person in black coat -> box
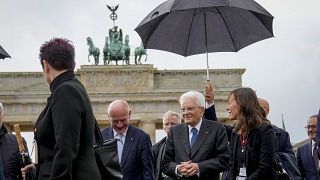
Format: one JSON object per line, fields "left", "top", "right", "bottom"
{"left": 152, "top": 110, "right": 180, "bottom": 180}
{"left": 21, "top": 38, "right": 101, "bottom": 180}
{"left": 258, "top": 97, "right": 294, "bottom": 154}
{"left": 0, "top": 155, "right": 4, "bottom": 180}
{"left": 226, "top": 88, "right": 276, "bottom": 180}
{"left": 0, "top": 103, "right": 28, "bottom": 180}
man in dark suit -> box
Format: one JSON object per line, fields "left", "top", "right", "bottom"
{"left": 258, "top": 98, "right": 294, "bottom": 154}
{"left": 101, "top": 100, "right": 154, "bottom": 180}
{"left": 296, "top": 115, "right": 319, "bottom": 180}
{"left": 152, "top": 110, "right": 181, "bottom": 180}
{"left": 163, "top": 91, "right": 229, "bottom": 180}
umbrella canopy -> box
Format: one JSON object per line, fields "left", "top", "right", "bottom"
{"left": 0, "top": 45, "right": 11, "bottom": 59}
{"left": 135, "top": 0, "right": 273, "bottom": 57}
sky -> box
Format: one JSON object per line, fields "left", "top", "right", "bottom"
{"left": 0, "top": 0, "right": 320, "bottom": 146}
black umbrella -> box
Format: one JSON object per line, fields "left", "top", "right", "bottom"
{"left": 0, "top": 45, "right": 11, "bottom": 59}
{"left": 135, "top": 0, "right": 273, "bottom": 80}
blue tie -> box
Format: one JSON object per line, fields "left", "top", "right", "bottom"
{"left": 190, "top": 128, "right": 198, "bottom": 147}
{"left": 115, "top": 134, "right": 124, "bottom": 163}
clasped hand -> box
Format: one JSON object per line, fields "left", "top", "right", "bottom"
{"left": 177, "top": 160, "right": 199, "bottom": 177}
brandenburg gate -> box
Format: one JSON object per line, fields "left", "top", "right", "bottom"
{"left": 0, "top": 65, "right": 244, "bottom": 143}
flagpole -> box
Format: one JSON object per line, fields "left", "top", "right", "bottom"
{"left": 281, "top": 113, "right": 286, "bottom": 130}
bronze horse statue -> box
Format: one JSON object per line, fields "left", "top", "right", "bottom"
{"left": 121, "top": 35, "right": 130, "bottom": 65}
{"left": 134, "top": 42, "right": 147, "bottom": 65}
{"left": 87, "top": 37, "right": 100, "bottom": 65}
{"left": 103, "top": 36, "right": 110, "bottom": 65}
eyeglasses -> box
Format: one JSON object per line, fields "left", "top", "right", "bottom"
{"left": 305, "top": 125, "right": 317, "bottom": 130}
{"left": 180, "top": 107, "right": 198, "bottom": 113}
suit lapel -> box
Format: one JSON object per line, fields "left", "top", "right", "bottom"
{"left": 182, "top": 124, "right": 191, "bottom": 156}
{"left": 191, "top": 119, "right": 209, "bottom": 158}
{"left": 102, "top": 127, "right": 114, "bottom": 140}
{"left": 121, "top": 126, "right": 135, "bottom": 166}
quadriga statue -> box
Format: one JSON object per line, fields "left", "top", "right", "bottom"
{"left": 103, "top": 26, "right": 130, "bottom": 65}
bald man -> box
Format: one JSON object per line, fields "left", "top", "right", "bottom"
{"left": 101, "top": 100, "right": 154, "bottom": 180}
{"left": 259, "top": 98, "right": 293, "bottom": 154}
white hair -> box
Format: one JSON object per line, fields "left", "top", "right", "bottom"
{"left": 163, "top": 110, "right": 181, "bottom": 123}
{"left": 179, "top": 91, "right": 205, "bottom": 108}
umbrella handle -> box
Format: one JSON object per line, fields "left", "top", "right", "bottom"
{"left": 205, "top": 80, "right": 213, "bottom": 92}
{"left": 206, "top": 52, "right": 209, "bottom": 81}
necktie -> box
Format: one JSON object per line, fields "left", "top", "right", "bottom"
{"left": 313, "top": 143, "right": 319, "bottom": 170}
{"left": 115, "top": 134, "right": 124, "bottom": 163}
{"left": 190, "top": 128, "right": 198, "bottom": 147}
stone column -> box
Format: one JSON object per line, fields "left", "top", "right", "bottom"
{"left": 139, "top": 120, "right": 156, "bottom": 144}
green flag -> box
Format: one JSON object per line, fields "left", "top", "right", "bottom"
{"left": 281, "top": 113, "right": 286, "bottom": 130}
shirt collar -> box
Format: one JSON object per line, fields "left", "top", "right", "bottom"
{"left": 312, "top": 139, "right": 317, "bottom": 146}
{"left": 188, "top": 118, "right": 202, "bottom": 134}
{"left": 113, "top": 128, "right": 128, "bottom": 137}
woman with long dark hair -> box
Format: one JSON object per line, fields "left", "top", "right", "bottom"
{"left": 226, "top": 87, "right": 276, "bottom": 180}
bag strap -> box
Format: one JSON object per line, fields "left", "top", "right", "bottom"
{"left": 94, "top": 117, "right": 104, "bottom": 147}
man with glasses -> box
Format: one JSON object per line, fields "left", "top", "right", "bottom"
{"left": 162, "top": 91, "right": 229, "bottom": 180}
{"left": 101, "top": 100, "right": 154, "bottom": 180}
{"left": 296, "top": 115, "right": 319, "bottom": 180}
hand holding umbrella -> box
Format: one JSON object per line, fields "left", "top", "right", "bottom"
{"left": 204, "top": 80, "right": 214, "bottom": 105}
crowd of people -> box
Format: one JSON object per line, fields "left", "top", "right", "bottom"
{"left": 0, "top": 37, "right": 319, "bottom": 180}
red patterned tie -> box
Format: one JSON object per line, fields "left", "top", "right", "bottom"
{"left": 313, "top": 143, "right": 319, "bottom": 170}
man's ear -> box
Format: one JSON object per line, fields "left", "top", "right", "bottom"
{"left": 200, "top": 107, "right": 205, "bottom": 115}
{"left": 42, "top": 60, "right": 49, "bottom": 73}
{"left": 43, "top": 60, "right": 52, "bottom": 74}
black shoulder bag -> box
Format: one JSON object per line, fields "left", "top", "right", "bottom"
{"left": 273, "top": 152, "right": 302, "bottom": 180}
{"left": 94, "top": 122, "right": 123, "bottom": 179}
